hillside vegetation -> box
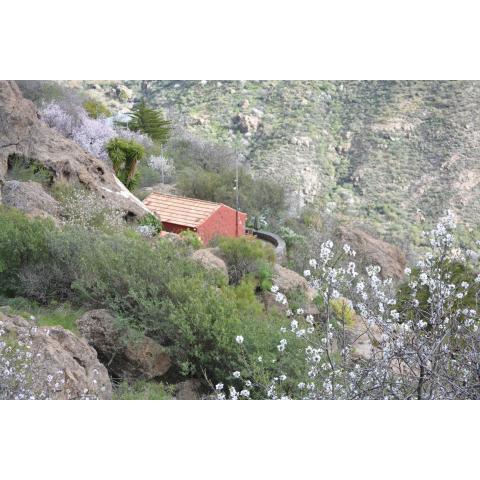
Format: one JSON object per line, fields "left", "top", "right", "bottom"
{"left": 67, "top": 80, "right": 480, "bottom": 247}
{"left": 2, "top": 81, "right": 480, "bottom": 400}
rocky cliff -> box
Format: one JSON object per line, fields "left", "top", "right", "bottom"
{"left": 0, "top": 81, "right": 149, "bottom": 217}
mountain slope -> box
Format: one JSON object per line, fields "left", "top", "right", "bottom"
{"left": 68, "top": 80, "right": 480, "bottom": 244}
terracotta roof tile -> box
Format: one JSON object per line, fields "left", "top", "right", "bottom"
{"left": 143, "top": 192, "right": 222, "bottom": 228}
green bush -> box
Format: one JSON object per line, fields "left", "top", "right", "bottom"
{"left": 136, "top": 161, "right": 162, "bottom": 188}
{"left": 83, "top": 99, "right": 111, "bottom": 119}
{"left": 179, "top": 230, "right": 203, "bottom": 249}
{"left": 52, "top": 184, "right": 124, "bottom": 231}
{"left": 113, "top": 380, "right": 175, "bottom": 400}
{"left": 216, "top": 236, "right": 275, "bottom": 287}
{"left": 7, "top": 155, "right": 53, "bottom": 185}
{"left": 0, "top": 208, "right": 301, "bottom": 383}
{"left": 0, "top": 207, "right": 52, "bottom": 296}
{"left": 139, "top": 213, "right": 163, "bottom": 234}
{"left": 163, "top": 275, "right": 295, "bottom": 381}
{"left": 329, "top": 298, "right": 356, "bottom": 327}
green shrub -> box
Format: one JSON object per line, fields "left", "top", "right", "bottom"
{"left": 285, "top": 287, "right": 309, "bottom": 312}
{"left": 7, "top": 155, "right": 53, "bottom": 185}
{"left": 16, "top": 81, "right": 73, "bottom": 106}
{"left": 216, "top": 236, "right": 275, "bottom": 287}
{"left": 0, "top": 209, "right": 301, "bottom": 383}
{"left": 0, "top": 296, "right": 82, "bottom": 333}
{"left": 113, "top": 380, "right": 175, "bottom": 400}
{"left": 139, "top": 213, "right": 163, "bottom": 234}
{"left": 136, "top": 161, "right": 162, "bottom": 188}
{"left": 53, "top": 185, "right": 124, "bottom": 231}
{"left": 0, "top": 207, "right": 52, "bottom": 296}
{"left": 179, "top": 230, "right": 203, "bottom": 249}
{"left": 83, "top": 99, "right": 111, "bottom": 119}
{"left": 163, "top": 275, "right": 297, "bottom": 381}
{"left": 329, "top": 298, "right": 356, "bottom": 327}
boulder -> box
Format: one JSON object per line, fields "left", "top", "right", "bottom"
{"left": 233, "top": 113, "right": 261, "bottom": 134}
{"left": 76, "top": 309, "right": 171, "bottom": 380}
{"left": 336, "top": 225, "right": 407, "bottom": 280}
{"left": 0, "top": 312, "right": 112, "bottom": 399}
{"left": 267, "top": 264, "right": 319, "bottom": 317}
{"left": 175, "top": 379, "right": 203, "bottom": 400}
{"left": 273, "top": 264, "right": 317, "bottom": 301}
{"left": 191, "top": 247, "right": 229, "bottom": 280}
{"left": 1, "top": 180, "right": 60, "bottom": 218}
{"left": 0, "top": 81, "right": 149, "bottom": 217}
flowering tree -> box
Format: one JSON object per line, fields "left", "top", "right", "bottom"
{"left": 216, "top": 212, "right": 480, "bottom": 400}
{"left": 40, "top": 102, "right": 152, "bottom": 161}
{"left": 148, "top": 154, "right": 175, "bottom": 183}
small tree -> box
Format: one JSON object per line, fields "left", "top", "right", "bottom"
{"left": 106, "top": 138, "right": 145, "bottom": 191}
{"left": 127, "top": 100, "right": 171, "bottom": 144}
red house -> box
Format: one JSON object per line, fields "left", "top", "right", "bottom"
{"left": 143, "top": 192, "right": 247, "bottom": 245}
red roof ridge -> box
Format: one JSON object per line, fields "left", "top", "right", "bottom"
{"left": 145, "top": 191, "right": 223, "bottom": 208}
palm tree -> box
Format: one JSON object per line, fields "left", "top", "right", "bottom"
{"left": 106, "top": 138, "right": 145, "bottom": 191}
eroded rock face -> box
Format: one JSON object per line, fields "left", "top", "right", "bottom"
{"left": 336, "top": 225, "right": 406, "bottom": 280}
{"left": 1, "top": 180, "right": 60, "bottom": 219}
{"left": 0, "top": 81, "right": 149, "bottom": 217}
{"left": 0, "top": 312, "right": 112, "bottom": 399}
{"left": 76, "top": 309, "right": 171, "bottom": 380}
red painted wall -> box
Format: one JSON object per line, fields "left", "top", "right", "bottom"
{"left": 161, "top": 205, "right": 247, "bottom": 246}
{"left": 198, "top": 205, "right": 247, "bottom": 245}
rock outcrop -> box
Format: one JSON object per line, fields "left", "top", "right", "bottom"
{"left": 175, "top": 379, "right": 204, "bottom": 400}
{"left": 266, "top": 264, "right": 319, "bottom": 317}
{"left": 272, "top": 264, "right": 317, "bottom": 301}
{"left": 191, "top": 247, "right": 229, "bottom": 280}
{"left": 0, "top": 81, "right": 149, "bottom": 217}
{"left": 336, "top": 225, "right": 406, "bottom": 280}
{"left": 1, "top": 180, "right": 60, "bottom": 219}
{"left": 0, "top": 312, "right": 112, "bottom": 399}
{"left": 233, "top": 113, "right": 261, "bottom": 134}
{"left": 76, "top": 309, "right": 171, "bottom": 380}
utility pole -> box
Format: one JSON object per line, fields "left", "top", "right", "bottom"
{"left": 235, "top": 150, "right": 239, "bottom": 236}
